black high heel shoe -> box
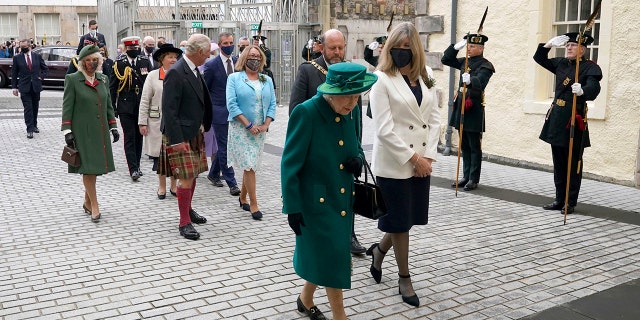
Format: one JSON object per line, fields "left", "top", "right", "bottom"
{"left": 398, "top": 274, "right": 419, "bottom": 307}
{"left": 296, "top": 295, "right": 326, "bottom": 320}
{"left": 366, "top": 243, "right": 387, "bottom": 284}
{"left": 82, "top": 204, "right": 92, "bottom": 215}
{"left": 238, "top": 198, "right": 250, "bottom": 211}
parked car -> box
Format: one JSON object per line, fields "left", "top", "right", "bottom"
{"left": 0, "top": 45, "right": 76, "bottom": 88}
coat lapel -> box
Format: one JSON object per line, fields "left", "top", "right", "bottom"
{"left": 388, "top": 73, "right": 422, "bottom": 119}
{"left": 181, "top": 59, "right": 204, "bottom": 105}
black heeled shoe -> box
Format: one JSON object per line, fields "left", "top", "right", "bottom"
{"left": 91, "top": 213, "right": 101, "bottom": 223}
{"left": 238, "top": 198, "right": 250, "bottom": 211}
{"left": 398, "top": 274, "right": 419, "bottom": 307}
{"left": 170, "top": 189, "right": 177, "bottom": 197}
{"left": 82, "top": 204, "right": 92, "bottom": 215}
{"left": 296, "top": 295, "right": 327, "bottom": 320}
{"left": 366, "top": 243, "right": 387, "bottom": 284}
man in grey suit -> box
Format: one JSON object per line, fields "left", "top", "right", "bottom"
{"left": 288, "top": 29, "right": 367, "bottom": 255}
{"left": 12, "top": 39, "right": 48, "bottom": 139}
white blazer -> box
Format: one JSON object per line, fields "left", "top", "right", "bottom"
{"left": 370, "top": 67, "right": 441, "bottom": 179}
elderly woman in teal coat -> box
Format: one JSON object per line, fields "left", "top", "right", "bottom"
{"left": 282, "top": 63, "right": 377, "bottom": 320}
{"left": 61, "top": 45, "right": 119, "bottom": 223}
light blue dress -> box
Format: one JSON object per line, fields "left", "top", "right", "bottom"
{"left": 228, "top": 80, "right": 266, "bottom": 171}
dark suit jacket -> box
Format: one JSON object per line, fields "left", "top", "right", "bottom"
{"left": 76, "top": 32, "right": 106, "bottom": 54}
{"left": 202, "top": 54, "right": 237, "bottom": 125}
{"left": 11, "top": 52, "right": 48, "bottom": 93}
{"left": 161, "top": 57, "right": 212, "bottom": 145}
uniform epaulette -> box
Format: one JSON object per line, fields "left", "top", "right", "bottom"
{"left": 138, "top": 55, "right": 149, "bottom": 60}
{"left": 116, "top": 55, "right": 128, "bottom": 61}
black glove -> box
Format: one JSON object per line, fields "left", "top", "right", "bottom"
{"left": 287, "top": 213, "right": 305, "bottom": 236}
{"left": 113, "top": 107, "right": 118, "bottom": 118}
{"left": 111, "top": 129, "right": 120, "bottom": 143}
{"left": 345, "top": 157, "right": 363, "bottom": 178}
{"left": 64, "top": 132, "right": 76, "bottom": 147}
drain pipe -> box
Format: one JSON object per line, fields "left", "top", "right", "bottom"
{"left": 443, "top": 0, "right": 457, "bottom": 156}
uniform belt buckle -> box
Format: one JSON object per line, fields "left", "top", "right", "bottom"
{"left": 556, "top": 99, "right": 566, "bottom": 107}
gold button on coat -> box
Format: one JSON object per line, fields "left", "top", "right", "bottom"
{"left": 319, "top": 198, "right": 325, "bottom": 203}
{"left": 340, "top": 211, "right": 346, "bottom": 216}
{"left": 340, "top": 188, "right": 345, "bottom": 193}
{"left": 352, "top": 191, "right": 355, "bottom": 196}
{"left": 339, "top": 164, "right": 344, "bottom": 170}
{"left": 335, "top": 117, "right": 341, "bottom": 122}
{"left": 338, "top": 140, "right": 344, "bottom": 146}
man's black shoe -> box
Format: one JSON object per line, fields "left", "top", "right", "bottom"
{"left": 27, "top": 132, "right": 34, "bottom": 139}
{"left": 208, "top": 175, "right": 224, "bottom": 187}
{"left": 561, "top": 206, "right": 575, "bottom": 215}
{"left": 229, "top": 185, "right": 241, "bottom": 196}
{"left": 463, "top": 181, "right": 478, "bottom": 191}
{"left": 179, "top": 223, "right": 200, "bottom": 240}
{"left": 451, "top": 178, "right": 469, "bottom": 188}
{"left": 189, "top": 209, "right": 207, "bottom": 224}
{"left": 350, "top": 234, "right": 366, "bottom": 255}
{"left": 131, "top": 171, "right": 140, "bottom": 181}
{"left": 543, "top": 201, "right": 563, "bottom": 210}
{"left": 34, "top": 127, "right": 40, "bottom": 133}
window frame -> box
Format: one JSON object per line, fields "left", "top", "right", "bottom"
{"left": 34, "top": 13, "right": 61, "bottom": 46}
{"left": 0, "top": 13, "right": 19, "bottom": 43}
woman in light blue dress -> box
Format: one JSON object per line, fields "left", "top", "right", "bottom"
{"left": 226, "top": 45, "right": 276, "bottom": 220}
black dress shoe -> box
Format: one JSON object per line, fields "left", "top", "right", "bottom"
{"left": 561, "top": 205, "right": 575, "bottom": 215}
{"left": 91, "top": 213, "right": 101, "bottom": 223}
{"left": 179, "top": 223, "right": 200, "bottom": 240}
{"left": 83, "top": 204, "right": 92, "bottom": 215}
{"left": 208, "top": 175, "right": 224, "bottom": 187}
{"left": 34, "top": 127, "right": 40, "bottom": 133}
{"left": 131, "top": 171, "right": 140, "bottom": 181}
{"left": 189, "top": 209, "right": 207, "bottom": 224}
{"left": 463, "top": 181, "right": 478, "bottom": 191}
{"left": 170, "top": 189, "right": 177, "bottom": 197}
{"left": 296, "top": 295, "right": 327, "bottom": 320}
{"left": 238, "top": 198, "right": 250, "bottom": 211}
{"left": 350, "top": 234, "right": 366, "bottom": 254}
{"left": 398, "top": 274, "right": 420, "bottom": 307}
{"left": 157, "top": 192, "right": 166, "bottom": 200}
{"left": 251, "top": 211, "right": 263, "bottom": 220}
{"left": 27, "top": 132, "right": 33, "bottom": 139}
{"left": 137, "top": 169, "right": 144, "bottom": 176}
{"left": 366, "top": 243, "right": 386, "bottom": 284}
{"left": 451, "top": 178, "right": 469, "bottom": 188}
{"left": 229, "top": 185, "right": 241, "bottom": 196}
{"left": 543, "top": 201, "right": 564, "bottom": 210}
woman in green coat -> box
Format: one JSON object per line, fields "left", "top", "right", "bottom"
{"left": 61, "top": 45, "right": 119, "bottom": 222}
{"left": 282, "top": 63, "right": 377, "bottom": 320}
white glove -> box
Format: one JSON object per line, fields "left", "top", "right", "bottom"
{"left": 544, "top": 35, "right": 569, "bottom": 48}
{"left": 462, "top": 73, "right": 471, "bottom": 85}
{"left": 307, "top": 39, "right": 314, "bottom": 49}
{"left": 571, "top": 83, "right": 584, "bottom": 96}
{"left": 368, "top": 41, "right": 379, "bottom": 50}
{"left": 453, "top": 39, "right": 467, "bottom": 50}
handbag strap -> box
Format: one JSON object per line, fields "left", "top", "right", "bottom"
{"left": 356, "top": 158, "right": 377, "bottom": 186}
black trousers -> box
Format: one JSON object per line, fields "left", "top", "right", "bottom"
{"left": 461, "top": 131, "right": 482, "bottom": 183}
{"left": 119, "top": 113, "right": 143, "bottom": 175}
{"left": 551, "top": 145, "right": 584, "bottom": 206}
{"left": 20, "top": 90, "right": 40, "bottom": 133}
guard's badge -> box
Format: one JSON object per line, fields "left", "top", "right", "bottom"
{"left": 563, "top": 77, "right": 570, "bottom": 86}
{"left": 465, "top": 67, "right": 471, "bottom": 73}
{"left": 141, "top": 68, "right": 148, "bottom": 75}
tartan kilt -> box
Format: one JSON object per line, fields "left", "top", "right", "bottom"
{"left": 157, "top": 137, "right": 173, "bottom": 176}
{"left": 161, "top": 134, "right": 208, "bottom": 180}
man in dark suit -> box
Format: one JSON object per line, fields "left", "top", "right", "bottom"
{"left": 77, "top": 20, "right": 106, "bottom": 54}
{"left": 141, "top": 36, "right": 158, "bottom": 70}
{"left": 202, "top": 32, "right": 240, "bottom": 196}
{"left": 109, "top": 36, "right": 152, "bottom": 181}
{"left": 12, "top": 39, "right": 48, "bottom": 139}
{"left": 162, "top": 34, "right": 212, "bottom": 240}
{"left": 288, "top": 29, "right": 367, "bottom": 255}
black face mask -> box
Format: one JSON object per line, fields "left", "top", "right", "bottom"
{"left": 20, "top": 47, "right": 29, "bottom": 54}
{"left": 390, "top": 48, "right": 413, "bottom": 68}
{"left": 126, "top": 49, "right": 140, "bottom": 58}
{"left": 88, "top": 61, "right": 99, "bottom": 71}
{"left": 144, "top": 46, "right": 154, "bottom": 54}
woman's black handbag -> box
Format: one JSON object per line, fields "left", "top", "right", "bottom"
{"left": 61, "top": 144, "right": 80, "bottom": 167}
{"left": 353, "top": 159, "right": 387, "bottom": 220}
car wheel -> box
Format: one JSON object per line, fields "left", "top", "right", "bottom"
{"left": 0, "top": 70, "right": 7, "bottom": 88}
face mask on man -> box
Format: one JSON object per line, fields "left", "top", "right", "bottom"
{"left": 126, "top": 49, "right": 140, "bottom": 58}
{"left": 20, "top": 47, "right": 29, "bottom": 54}
{"left": 220, "top": 45, "right": 234, "bottom": 56}
{"left": 390, "top": 48, "right": 413, "bottom": 68}
{"left": 179, "top": 46, "right": 185, "bottom": 52}
{"left": 239, "top": 46, "right": 247, "bottom": 54}
{"left": 144, "top": 46, "right": 154, "bottom": 54}
{"left": 90, "top": 29, "right": 97, "bottom": 37}
{"left": 245, "top": 59, "right": 261, "bottom": 72}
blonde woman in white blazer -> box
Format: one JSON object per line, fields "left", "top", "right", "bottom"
{"left": 138, "top": 44, "right": 182, "bottom": 199}
{"left": 366, "top": 22, "right": 441, "bottom": 308}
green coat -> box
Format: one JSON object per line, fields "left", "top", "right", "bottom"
{"left": 281, "top": 94, "right": 364, "bottom": 289}
{"left": 61, "top": 72, "right": 117, "bottom": 174}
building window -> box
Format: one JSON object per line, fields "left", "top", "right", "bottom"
{"left": 34, "top": 14, "right": 61, "bottom": 46}
{"left": 78, "top": 14, "right": 98, "bottom": 37}
{"left": 0, "top": 13, "right": 18, "bottom": 43}
{"left": 553, "top": 0, "right": 600, "bottom": 62}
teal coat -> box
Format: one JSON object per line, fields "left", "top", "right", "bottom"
{"left": 281, "top": 94, "right": 364, "bottom": 289}
{"left": 61, "top": 72, "right": 117, "bottom": 174}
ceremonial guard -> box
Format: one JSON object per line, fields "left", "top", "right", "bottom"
{"left": 534, "top": 32, "right": 602, "bottom": 215}
{"left": 364, "top": 36, "right": 386, "bottom": 67}
{"left": 110, "top": 36, "right": 152, "bottom": 181}
{"left": 442, "top": 32, "right": 495, "bottom": 191}
{"left": 253, "top": 35, "right": 275, "bottom": 89}
{"left": 301, "top": 36, "right": 322, "bottom": 61}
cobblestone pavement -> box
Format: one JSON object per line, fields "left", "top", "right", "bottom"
{"left": 1, "top": 89, "right": 639, "bottom": 319}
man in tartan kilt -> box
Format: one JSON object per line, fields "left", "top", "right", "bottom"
{"left": 161, "top": 34, "right": 213, "bottom": 240}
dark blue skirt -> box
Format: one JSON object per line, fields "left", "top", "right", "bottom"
{"left": 377, "top": 176, "right": 430, "bottom": 233}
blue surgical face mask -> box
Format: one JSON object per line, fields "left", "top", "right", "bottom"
{"left": 220, "top": 45, "right": 234, "bottom": 56}
{"left": 179, "top": 46, "right": 185, "bottom": 52}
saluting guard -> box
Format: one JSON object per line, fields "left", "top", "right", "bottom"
{"left": 253, "top": 35, "right": 275, "bottom": 90}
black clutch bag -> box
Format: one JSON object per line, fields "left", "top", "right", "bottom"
{"left": 61, "top": 145, "right": 80, "bottom": 167}
{"left": 353, "top": 159, "right": 387, "bottom": 220}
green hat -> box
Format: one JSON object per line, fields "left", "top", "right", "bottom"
{"left": 376, "top": 36, "right": 388, "bottom": 44}
{"left": 317, "top": 63, "right": 378, "bottom": 96}
{"left": 78, "top": 44, "right": 100, "bottom": 61}
{"left": 464, "top": 33, "right": 488, "bottom": 45}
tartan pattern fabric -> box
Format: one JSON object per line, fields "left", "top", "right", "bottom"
{"left": 157, "top": 135, "right": 173, "bottom": 176}
{"left": 163, "top": 133, "right": 208, "bottom": 180}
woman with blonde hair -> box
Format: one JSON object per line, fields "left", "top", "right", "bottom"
{"left": 367, "top": 22, "right": 440, "bottom": 307}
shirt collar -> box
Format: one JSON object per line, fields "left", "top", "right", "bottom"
{"left": 182, "top": 54, "right": 197, "bottom": 72}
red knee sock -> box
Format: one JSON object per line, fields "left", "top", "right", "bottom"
{"left": 189, "top": 180, "right": 197, "bottom": 210}
{"left": 177, "top": 187, "right": 193, "bottom": 227}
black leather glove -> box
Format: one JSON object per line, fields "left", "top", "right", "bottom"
{"left": 345, "top": 157, "right": 363, "bottom": 178}
{"left": 287, "top": 213, "right": 305, "bottom": 236}
{"left": 64, "top": 132, "right": 76, "bottom": 147}
{"left": 111, "top": 129, "right": 120, "bottom": 143}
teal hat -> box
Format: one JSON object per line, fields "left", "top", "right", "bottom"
{"left": 317, "top": 63, "right": 378, "bottom": 95}
{"left": 78, "top": 44, "right": 100, "bottom": 61}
